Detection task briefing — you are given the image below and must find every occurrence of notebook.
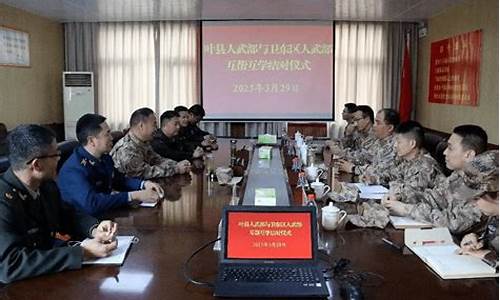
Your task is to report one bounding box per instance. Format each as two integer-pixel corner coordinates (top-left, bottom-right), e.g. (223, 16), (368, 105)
(405, 228), (498, 279)
(389, 216), (432, 229)
(214, 205), (329, 298)
(82, 236), (134, 265)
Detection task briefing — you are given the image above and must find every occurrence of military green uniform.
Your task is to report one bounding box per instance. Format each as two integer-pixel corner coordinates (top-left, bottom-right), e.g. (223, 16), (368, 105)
(0, 168), (98, 283)
(111, 132), (178, 179)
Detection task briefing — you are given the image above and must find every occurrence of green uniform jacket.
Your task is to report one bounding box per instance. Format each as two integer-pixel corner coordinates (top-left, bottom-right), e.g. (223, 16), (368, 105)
(0, 168), (98, 283)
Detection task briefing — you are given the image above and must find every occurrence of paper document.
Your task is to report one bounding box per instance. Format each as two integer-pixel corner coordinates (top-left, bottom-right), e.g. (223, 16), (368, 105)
(405, 228), (497, 279)
(389, 216), (432, 229)
(350, 183), (388, 199)
(140, 201), (158, 208)
(83, 236), (134, 265)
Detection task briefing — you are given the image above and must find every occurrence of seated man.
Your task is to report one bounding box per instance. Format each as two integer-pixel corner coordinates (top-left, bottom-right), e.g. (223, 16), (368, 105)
(383, 125), (496, 234)
(340, 103), (357, 148)
(338, 108), (399, 176)
(151, 110), (204, 161)
(0, 125), (118, 283)
(183, 104), (218, 151)
(458, 193), (498, 268)
(111, 107), (191, 179)
(364, 121), (444, 193)
(58, 114), (164, 217)
(331, 121), (444, 203)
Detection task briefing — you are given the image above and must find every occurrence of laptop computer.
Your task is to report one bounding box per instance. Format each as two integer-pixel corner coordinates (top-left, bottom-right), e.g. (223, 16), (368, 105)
(214, 205), (329, 298)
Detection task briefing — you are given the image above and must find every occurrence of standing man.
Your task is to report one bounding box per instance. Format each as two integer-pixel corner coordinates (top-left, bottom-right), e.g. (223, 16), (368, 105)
(111, 107), (191, 179)
(0, 125), (118, 283)
(58, 114), (164, 217)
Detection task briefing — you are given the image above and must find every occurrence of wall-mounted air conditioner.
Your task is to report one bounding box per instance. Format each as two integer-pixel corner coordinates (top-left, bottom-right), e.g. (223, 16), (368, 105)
(63, 72), (95, 140)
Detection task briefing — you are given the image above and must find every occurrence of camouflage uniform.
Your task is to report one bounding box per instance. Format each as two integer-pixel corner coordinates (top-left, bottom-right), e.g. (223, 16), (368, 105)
(110, 132), (177, 180)
(347, 134), (396, 176)
(340, 122), (357, 149)
(368, 150), (444, 197)
(400, 150), (499, 234)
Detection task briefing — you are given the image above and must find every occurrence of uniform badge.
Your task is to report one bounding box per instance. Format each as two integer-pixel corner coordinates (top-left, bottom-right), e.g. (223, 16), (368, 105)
(5, 192), (13, 200)
(18, 192), (27, 201)
(80, 158), (87, 166)
(89, 160), (96, 166)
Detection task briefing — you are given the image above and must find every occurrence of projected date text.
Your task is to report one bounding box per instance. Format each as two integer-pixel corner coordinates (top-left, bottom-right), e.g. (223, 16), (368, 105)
(232, 83), (299, 94)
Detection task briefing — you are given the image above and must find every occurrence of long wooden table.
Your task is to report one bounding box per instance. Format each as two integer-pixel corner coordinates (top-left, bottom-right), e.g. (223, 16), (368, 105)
(1, 139), (497, 299)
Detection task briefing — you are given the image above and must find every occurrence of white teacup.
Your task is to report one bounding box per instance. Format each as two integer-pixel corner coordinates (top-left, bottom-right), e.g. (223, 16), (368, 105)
(305, 165), (324, 182)
(310, 181), (331, 200)
(321, 202), (347, 230)
(215, 167), (233, 185)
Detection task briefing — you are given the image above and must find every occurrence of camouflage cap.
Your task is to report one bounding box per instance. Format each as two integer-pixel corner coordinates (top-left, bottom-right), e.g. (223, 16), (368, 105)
(462, 150), (499, 193)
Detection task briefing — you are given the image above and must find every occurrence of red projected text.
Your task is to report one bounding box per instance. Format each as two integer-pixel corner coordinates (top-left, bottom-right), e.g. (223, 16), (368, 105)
(226, 212), (312, 259)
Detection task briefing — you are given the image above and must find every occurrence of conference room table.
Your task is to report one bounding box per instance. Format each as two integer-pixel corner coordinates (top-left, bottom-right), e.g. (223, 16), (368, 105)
(1, 138), (497, 300)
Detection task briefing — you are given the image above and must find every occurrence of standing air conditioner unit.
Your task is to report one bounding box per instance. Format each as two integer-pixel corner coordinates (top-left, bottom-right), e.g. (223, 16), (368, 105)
(63, 72), (95, 140)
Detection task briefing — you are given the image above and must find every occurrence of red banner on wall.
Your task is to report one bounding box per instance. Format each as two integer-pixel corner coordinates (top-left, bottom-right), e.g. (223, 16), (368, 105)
(428, 30), (482, 106)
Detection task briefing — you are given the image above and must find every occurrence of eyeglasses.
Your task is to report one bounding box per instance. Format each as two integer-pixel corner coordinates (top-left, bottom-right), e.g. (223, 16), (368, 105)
(352, 116), (366, 122)
(26, 151), (61, 165)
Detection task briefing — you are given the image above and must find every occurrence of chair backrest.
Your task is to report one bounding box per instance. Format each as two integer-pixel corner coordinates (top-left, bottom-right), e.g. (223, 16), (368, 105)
(423, 132), (452, 176)
(57, 140), (80, 172)
(0, 156), (9, 175)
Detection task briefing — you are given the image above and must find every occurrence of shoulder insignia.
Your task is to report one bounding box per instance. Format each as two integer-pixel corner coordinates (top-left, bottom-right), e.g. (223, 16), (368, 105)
(80, 158), (88, 166)
(89, 160), (96, 166)
(5, 192), (13, 200)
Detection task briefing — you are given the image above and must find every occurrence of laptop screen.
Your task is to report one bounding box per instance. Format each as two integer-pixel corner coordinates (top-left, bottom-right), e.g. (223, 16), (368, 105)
(225, 211), (313, 260)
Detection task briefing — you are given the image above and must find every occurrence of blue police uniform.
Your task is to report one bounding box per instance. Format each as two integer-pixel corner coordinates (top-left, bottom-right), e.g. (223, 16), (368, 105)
(58, 146), (142, 217)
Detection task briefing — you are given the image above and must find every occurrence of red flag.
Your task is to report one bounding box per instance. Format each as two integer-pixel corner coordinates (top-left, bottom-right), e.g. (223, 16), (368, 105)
(399, 34), (412, 122)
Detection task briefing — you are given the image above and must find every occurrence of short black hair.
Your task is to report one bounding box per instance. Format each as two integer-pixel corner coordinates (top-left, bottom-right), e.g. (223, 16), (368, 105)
(8, 124), (56, 170)
(160, 110), (179, 127)
(395, 121), (424, 148)
(174, 106), (188, 113)
(344, 103), (357, 113)
(76, 114), (107, 145)
(379, 108), (400, 127)
(188, 104), (205, 118)
(130, 107), (155, 128)
(355, 105), (374, 123)
(453, 125), (488, 155)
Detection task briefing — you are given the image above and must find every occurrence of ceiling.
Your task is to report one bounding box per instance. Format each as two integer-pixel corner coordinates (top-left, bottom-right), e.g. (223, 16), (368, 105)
(0, 0), (467, 23)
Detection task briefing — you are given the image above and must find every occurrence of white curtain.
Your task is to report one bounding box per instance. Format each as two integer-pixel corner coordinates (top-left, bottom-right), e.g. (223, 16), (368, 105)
(158, 21), (199, 113)
(97, 22), (156, 130)
(334, 22), (386, 122)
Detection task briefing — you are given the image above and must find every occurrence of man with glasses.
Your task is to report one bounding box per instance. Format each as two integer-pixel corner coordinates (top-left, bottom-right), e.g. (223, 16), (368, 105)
(0, 125), (118, 283)
(338, 108), (399, 176)
(58, 114), (164, 217)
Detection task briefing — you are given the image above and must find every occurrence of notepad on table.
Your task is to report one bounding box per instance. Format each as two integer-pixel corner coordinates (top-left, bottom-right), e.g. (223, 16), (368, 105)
(405, 228), (498, 279)
(82, 236), (134, 265)
(389, 216), (432, 229)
